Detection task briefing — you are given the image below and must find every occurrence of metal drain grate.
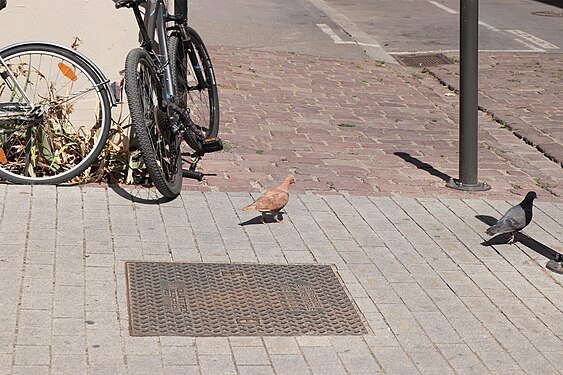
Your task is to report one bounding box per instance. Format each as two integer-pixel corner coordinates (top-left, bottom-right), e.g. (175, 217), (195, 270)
(125, 262), (368, 337)
(394, 53), (454, 67)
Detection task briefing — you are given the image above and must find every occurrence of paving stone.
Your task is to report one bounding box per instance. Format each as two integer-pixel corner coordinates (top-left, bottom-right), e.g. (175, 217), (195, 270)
(14, 345), (50, 366)
(270, 354), (312, 375)
(127, 355), (165, 375)
(198, 355), (237, 375)
(1, 43), (563, 375)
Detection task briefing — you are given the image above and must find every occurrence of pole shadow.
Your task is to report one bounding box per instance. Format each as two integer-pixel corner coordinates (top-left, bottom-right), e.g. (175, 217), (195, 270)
(476, 215), (559, 260)
(394, 152), (452, 182)
(531, 0), (563, 9)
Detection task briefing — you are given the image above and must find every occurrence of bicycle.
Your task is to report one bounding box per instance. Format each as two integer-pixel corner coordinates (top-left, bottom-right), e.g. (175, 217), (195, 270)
(115, 0), (222, 198)
(0, 0), (116, 184)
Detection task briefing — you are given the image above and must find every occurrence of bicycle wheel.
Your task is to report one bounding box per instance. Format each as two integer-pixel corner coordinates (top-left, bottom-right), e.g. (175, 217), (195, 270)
(0, 43), (111, 184)
(168, 27), (219, 150)
(124, 48), (182, 198)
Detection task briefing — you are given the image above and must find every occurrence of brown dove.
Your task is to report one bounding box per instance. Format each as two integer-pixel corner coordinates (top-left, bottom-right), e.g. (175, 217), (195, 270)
(242, 175), (295, 223)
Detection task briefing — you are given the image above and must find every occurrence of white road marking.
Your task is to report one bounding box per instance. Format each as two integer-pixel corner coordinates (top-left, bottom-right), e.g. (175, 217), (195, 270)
(512, 38), (545, 52)
(427, 1), (559, 52)
(428, 1), (457, 14)
(316, 24), (383, 48)
(507, 30), (558, 49)
(478, 21), (499, 32)
(317, 23), (345, 43)
(308, 0), (396, 63)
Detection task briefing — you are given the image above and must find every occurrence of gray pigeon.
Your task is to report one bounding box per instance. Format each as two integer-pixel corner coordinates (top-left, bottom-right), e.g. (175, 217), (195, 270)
(486, 191), (537, 244)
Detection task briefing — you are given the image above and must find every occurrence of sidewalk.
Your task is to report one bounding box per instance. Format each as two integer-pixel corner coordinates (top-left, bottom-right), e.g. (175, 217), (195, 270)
(0, 46), (562, 375)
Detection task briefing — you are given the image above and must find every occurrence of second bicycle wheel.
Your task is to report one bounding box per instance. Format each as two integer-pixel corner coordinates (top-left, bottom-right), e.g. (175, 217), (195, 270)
(0, 43), (111, 184)
(124, 48), (182, 198)
(169, 26), (219, 151)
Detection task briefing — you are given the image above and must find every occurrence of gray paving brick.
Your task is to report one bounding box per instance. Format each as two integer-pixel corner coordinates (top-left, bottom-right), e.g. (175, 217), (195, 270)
(378, 303), (434, 348)
(198, 355), (236, 375)
(127, 355), (165, 375)
(413, 311), (463, 344)
(11, 366), (49, 375)
(437, 343), (489, 375)
(232, 346), (270, 366)
(296, 336), (332, 347)
(51, 354), (87, 375)
(0, 353), (12, 374)
(51, 335), (86, 355)
(466, 340), (522, 373)
(301, 346), (343, 368)
(372, 346), (421, 374)
(196, 337), (232, 356)
(408, 348), (456, 374)
(164, 365), (201, 375)
(14, 325), (51, 346)
(270, 354), (312, 375)
(87, 344), (125, 365)
(507, 345), (559, 375)
(161, 345), (198, 366)
(263, 337), (300, 355)
(14, 345), (50, 366)
(392, 282), (439, 312)
(0, 336), (15, 354)
(237, 365), (275, 375)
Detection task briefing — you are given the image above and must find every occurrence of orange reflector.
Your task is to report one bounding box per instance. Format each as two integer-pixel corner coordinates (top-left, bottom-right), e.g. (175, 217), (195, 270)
(0, 149), (7, 164)
(58, 62), (78, 81)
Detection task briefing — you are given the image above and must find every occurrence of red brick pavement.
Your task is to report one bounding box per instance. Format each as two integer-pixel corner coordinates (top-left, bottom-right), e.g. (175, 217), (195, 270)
(428, 52), (562, 168)
(180, 47), (562, 202)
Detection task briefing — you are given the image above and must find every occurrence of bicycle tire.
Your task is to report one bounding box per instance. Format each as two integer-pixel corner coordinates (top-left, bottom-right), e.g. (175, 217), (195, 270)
(0, 43), (111, 184)
(124, 48), (182, 198)
(168, 27), (219, 150)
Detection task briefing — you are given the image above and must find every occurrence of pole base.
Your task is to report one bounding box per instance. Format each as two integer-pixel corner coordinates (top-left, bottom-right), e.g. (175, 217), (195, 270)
(546, 254), (563, 275)
(446, 178), (491, 191)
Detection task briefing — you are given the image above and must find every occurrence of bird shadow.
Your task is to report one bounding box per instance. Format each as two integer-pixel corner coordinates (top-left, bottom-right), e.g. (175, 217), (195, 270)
(394, 152), (452, 182)
(239, 212), (285, 226)
(476, 215), (559, 260)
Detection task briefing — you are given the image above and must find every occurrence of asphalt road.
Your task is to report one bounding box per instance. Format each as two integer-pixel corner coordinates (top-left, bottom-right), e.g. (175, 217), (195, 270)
(191, 0), (562, 61)
(1, 0), (559, 77)
(188, 0), (368, 60)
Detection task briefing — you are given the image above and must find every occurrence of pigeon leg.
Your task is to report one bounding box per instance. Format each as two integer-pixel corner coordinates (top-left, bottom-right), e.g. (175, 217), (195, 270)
(275, 212), (284, 223)
(261, 212), (266, 224)
(508, 232), (516, 245)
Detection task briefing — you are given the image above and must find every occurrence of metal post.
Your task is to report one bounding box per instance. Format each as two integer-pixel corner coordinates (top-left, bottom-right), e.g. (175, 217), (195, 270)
(447, 0), (490, 191)
(174, 0), (188, 20)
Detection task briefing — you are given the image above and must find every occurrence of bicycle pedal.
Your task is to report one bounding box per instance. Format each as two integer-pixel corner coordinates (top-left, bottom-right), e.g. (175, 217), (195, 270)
(202, 137), (223, 153)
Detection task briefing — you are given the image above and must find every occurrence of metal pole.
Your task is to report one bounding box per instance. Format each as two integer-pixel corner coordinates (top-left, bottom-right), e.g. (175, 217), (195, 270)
(447, 0), (490, 191)
(174, 0), (188, 20)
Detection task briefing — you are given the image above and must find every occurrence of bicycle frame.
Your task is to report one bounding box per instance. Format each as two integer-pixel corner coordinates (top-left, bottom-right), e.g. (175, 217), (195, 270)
(0, 55), (33, 107)
(131, 0), (176, 103)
